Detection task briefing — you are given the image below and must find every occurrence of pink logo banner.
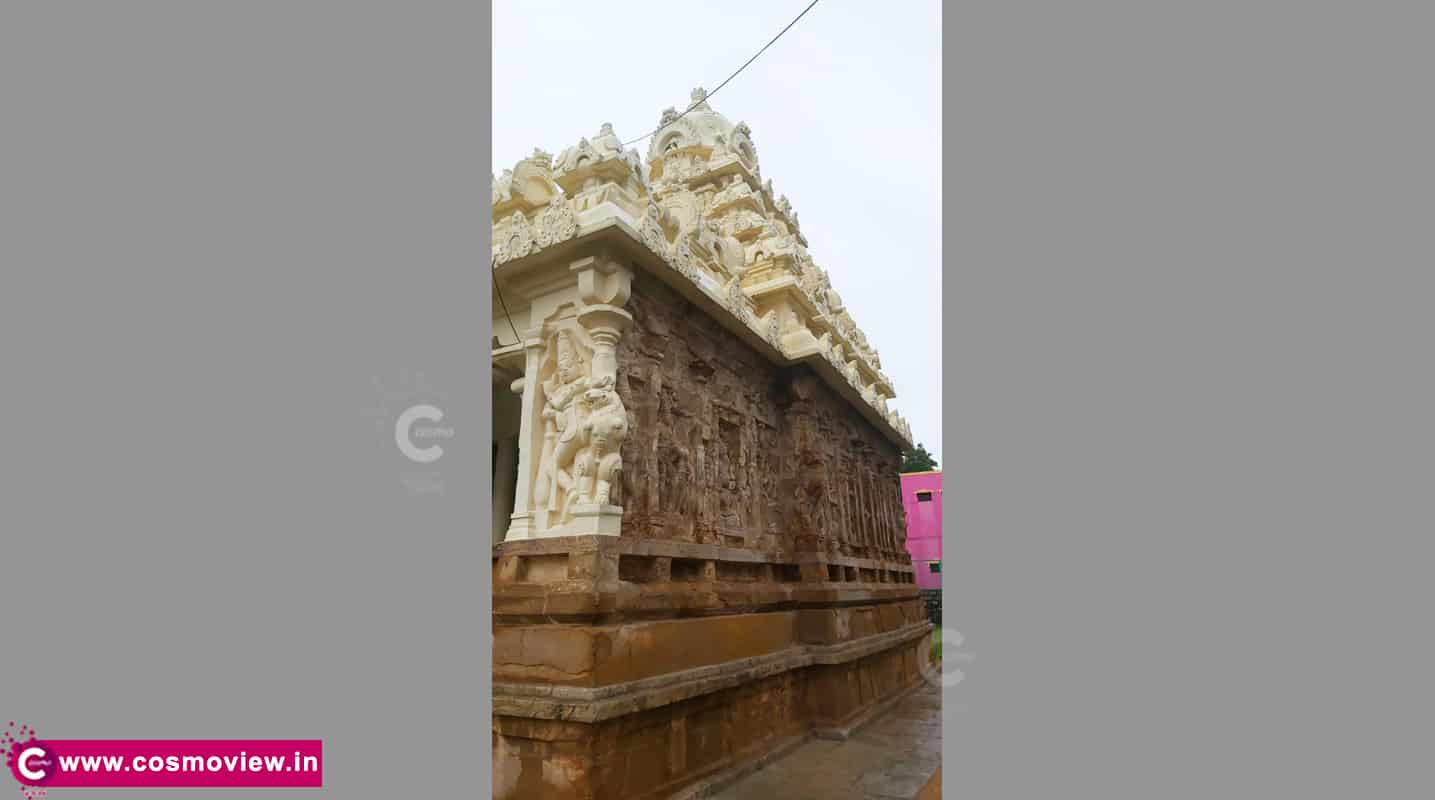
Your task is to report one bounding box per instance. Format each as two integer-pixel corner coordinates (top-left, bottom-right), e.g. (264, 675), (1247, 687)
(7, 739), (322, 789)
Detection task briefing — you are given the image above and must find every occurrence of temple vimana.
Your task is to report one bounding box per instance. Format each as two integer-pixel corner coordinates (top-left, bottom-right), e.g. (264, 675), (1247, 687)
(491, 88), (933, 799)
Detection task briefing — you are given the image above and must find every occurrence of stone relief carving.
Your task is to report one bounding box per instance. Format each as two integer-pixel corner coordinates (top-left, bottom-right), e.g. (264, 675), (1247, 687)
(724, 278), (751, 321)
(671, 235), (698, 279)
(556, 138), (601, 174)
(616, 276), (906, 555)
(764, 311), (783, 351)
(493, 169), (514, 205)
(712, 178), (754, 210)
(640, 199), (672, 258)
(664, 155), (693, 183)
(711, 227), (746, 277)
(591, 122), (622, 156)
(845, 362), (862, 388)
(721, 209), (766, 240)
(505, 149), (560, 210)
(533, 327), (629, 527)
(533, 328), (590, 524)
(494, 211), (534, 263)
(578, 377), (628, 507)
(659, 191), (703, 236)
(799, 261), (826, 304)
(534, 196), (577, 248)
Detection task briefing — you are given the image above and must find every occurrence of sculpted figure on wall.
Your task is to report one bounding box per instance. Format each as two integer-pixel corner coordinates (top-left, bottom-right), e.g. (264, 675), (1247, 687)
(534, 329), (588, 524)
(718, 459), (744, 544)
(503, 149), (560, 212)
(579, 374), (628, 507)
(533, 327), (629, 527)
(641, 199), (675, 258)
(591, 122), (622, 157)
(494, 211), (535, 263)
(701, 219), (746, 278)
(493, 169), (514, 205)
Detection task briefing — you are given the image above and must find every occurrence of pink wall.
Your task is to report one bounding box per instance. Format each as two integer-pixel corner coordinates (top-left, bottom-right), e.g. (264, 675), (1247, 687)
(901, 471), (943, 589)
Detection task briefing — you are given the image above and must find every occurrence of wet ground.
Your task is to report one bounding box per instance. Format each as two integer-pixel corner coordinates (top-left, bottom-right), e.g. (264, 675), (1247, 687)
(709, 683), (942, 800)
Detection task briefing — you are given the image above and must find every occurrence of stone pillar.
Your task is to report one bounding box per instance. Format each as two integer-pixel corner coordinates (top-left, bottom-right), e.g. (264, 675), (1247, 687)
(560, 254), (633, 537)
(502, 253), (635, 540)
(576, 304), (629, 385)
(492, 433), (519, 542)
(504, 333), (546, 541)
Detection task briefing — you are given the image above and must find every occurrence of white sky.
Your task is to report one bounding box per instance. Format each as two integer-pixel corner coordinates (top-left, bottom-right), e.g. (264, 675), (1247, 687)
(494, 0), (942, 464)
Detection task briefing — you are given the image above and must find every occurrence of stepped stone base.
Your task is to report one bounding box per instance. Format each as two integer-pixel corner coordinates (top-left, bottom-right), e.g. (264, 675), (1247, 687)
(494, 604), (932, 799)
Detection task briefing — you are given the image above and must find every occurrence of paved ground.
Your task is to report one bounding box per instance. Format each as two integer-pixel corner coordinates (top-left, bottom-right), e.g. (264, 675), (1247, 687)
(710, 683), (942, 800)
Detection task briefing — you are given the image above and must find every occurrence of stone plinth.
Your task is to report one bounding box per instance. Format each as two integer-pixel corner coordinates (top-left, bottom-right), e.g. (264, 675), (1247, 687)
(493, 533), (928, 799)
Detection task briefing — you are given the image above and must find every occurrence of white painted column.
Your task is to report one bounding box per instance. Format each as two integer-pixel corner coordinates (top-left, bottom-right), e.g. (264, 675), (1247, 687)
(503, 333), (545, 540)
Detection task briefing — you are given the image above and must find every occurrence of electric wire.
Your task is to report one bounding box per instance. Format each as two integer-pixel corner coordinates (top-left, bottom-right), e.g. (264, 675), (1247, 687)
(492, 254), (523, 347)
(619, 0), (821, 147)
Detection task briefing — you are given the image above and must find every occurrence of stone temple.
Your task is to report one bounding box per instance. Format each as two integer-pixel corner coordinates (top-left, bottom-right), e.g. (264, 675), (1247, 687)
(491, 87), (932, 799)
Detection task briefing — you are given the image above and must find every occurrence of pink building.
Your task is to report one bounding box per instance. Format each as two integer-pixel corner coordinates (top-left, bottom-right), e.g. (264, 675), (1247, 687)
(901, 471), (943, 590)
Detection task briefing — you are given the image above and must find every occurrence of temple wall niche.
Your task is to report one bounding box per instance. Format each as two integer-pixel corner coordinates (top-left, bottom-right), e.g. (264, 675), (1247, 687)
(615, 273), (906, 559)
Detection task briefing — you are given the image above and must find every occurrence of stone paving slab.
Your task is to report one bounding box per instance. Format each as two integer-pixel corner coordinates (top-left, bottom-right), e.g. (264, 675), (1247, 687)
(709, 683), (942, 800)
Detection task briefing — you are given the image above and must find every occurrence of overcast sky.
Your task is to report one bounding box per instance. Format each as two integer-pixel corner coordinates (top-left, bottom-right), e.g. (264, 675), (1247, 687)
(494, 0), (943, 464)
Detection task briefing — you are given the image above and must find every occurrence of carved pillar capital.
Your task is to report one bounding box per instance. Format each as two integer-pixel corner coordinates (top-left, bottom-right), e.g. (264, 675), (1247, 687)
(571, 254), (632, 308)
(575, 303), (632, 336)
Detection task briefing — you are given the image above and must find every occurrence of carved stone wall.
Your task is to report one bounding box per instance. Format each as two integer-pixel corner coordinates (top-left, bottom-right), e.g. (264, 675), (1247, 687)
(615, 272), (906, 559)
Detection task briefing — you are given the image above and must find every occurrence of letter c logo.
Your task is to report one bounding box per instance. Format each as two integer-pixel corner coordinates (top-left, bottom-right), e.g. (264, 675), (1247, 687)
(17, 745), (49, 781)
(396, 404), (444, 463)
